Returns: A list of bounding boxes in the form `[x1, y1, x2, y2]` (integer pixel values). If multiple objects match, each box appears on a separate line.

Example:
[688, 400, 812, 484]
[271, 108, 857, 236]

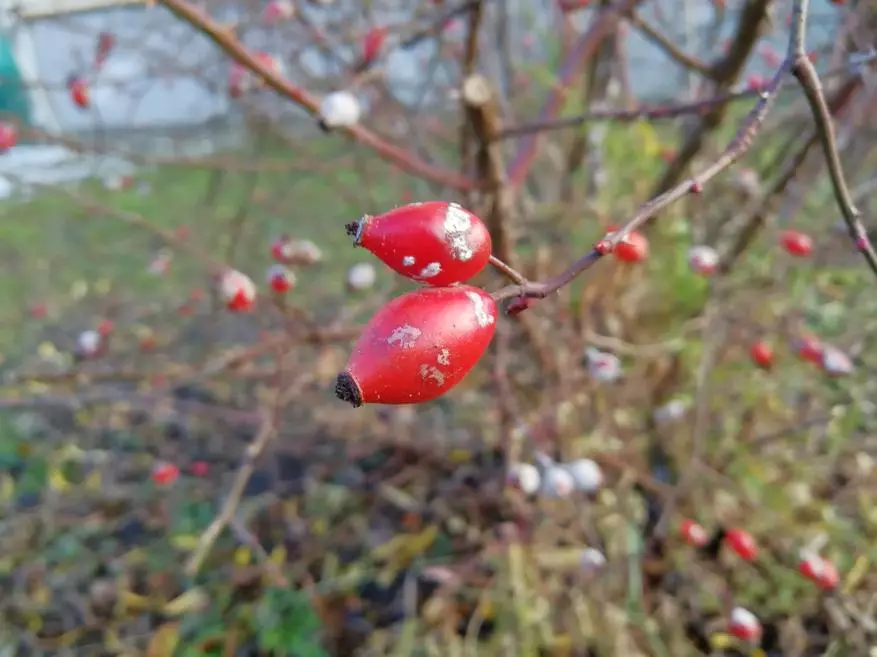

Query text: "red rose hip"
[346, 201, 492, 287]
[750, 341, 774, 369]
[335, 285, 497, 407]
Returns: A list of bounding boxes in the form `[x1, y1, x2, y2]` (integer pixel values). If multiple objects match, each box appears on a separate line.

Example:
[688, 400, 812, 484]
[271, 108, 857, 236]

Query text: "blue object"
[0, 32, 32, 126]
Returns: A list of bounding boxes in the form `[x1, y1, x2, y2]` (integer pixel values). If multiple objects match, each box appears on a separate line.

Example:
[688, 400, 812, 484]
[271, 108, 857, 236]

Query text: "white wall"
[4, 1, 230, 132]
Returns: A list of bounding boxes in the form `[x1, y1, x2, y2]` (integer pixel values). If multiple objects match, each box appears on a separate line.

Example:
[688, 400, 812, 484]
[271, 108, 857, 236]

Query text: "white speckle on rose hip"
[464, 290, 494, 327]
[402, 256, 415, 266]
[387, 324, 422, 348]
[437, 348, 450, 366]
[419, 364, 445, 386]
[444, 203, 474, 261]
[415, 262, 441, 279]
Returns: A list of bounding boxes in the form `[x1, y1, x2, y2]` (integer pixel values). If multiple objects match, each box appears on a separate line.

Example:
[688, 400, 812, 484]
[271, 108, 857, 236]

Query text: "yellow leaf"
[534, 548, 587, 570]
[171, 535, 200, 551]
[94, 278, 111, 295]
[49, 466, 70, 492]
[162, 589, 208, 617]
[71, 279, 88, 300]
[710, 632, 732, 649]
[0, 475, 14, 503]
[311, 518, 327, 536]
[37, 341, 58, 360]
[843, 555, 869, 593]
[269, 545, 287, 565]
[146, 622, 180, 657]
[121, 591, 153, 612]
[448, 448, 472, 464]
[371, 525, 438, 565]
[234, 547, 251, 566]
[632, 120, 660, 160]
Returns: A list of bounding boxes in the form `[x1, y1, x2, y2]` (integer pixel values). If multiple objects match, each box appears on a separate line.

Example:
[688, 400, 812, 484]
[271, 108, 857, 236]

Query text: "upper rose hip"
[346, 201, 492, 286]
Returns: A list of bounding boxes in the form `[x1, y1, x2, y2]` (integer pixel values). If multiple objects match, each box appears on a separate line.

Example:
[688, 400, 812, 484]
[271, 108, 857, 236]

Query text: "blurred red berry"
[191, 461, 209, 477]
[152, 462, 180, 486]
[724, 528, 758, 561]
[607, 225, 649, 263]
[780, 229, 813, 257]
[795, 333, 823, 364]
[680, 519, 709, 547]
[362, 26, 386, 64]
[68, 75, 90, 109]
[750, 341, 774, 369]
[729, 607, 762, 642]
[0, 122, 17, 152]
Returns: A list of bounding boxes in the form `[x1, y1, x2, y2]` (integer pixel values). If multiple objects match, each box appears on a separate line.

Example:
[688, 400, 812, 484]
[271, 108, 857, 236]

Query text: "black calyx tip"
[317, 118, 331, 133]
[334, 372, 363, 408]
[345, 221, 360, 239]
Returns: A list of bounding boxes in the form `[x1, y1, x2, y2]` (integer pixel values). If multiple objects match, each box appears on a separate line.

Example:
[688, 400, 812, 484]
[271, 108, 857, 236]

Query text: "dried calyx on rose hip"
[346, 201, 492, 287]
[335, 285, 497, 407]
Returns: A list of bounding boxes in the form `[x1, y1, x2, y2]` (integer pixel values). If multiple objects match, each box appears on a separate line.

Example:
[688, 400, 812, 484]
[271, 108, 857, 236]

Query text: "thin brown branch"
[157, 0, 474, 192]
[791, 47, 877, 276]
[629, 11, 713, 77]
[491, 60, 791, 302]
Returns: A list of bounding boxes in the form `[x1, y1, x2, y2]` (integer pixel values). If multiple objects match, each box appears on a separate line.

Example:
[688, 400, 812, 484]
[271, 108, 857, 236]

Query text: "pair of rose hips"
[335, 201, 496, 407]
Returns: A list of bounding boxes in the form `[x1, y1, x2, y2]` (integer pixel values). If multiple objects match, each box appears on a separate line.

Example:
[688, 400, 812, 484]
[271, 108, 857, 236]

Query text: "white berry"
[541, 466, 575, 498]
[347, 262, 376, 291]
[319, 91, 361, 129]
[563, 458, 603, 494]
[586, 347, 621, 383]
[687, 245, 719, 276]
[506, 463, 540, 495]
[77, 330, 101, 356]
[579, 547, 607, 573]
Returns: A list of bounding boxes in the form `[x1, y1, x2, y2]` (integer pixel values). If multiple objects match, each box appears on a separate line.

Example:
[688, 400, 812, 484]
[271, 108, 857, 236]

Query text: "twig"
[490, 56, 791, 302]
[157, 0, 474, 192]
[185, 411, 275, 576]
[789, 6, 877, 276]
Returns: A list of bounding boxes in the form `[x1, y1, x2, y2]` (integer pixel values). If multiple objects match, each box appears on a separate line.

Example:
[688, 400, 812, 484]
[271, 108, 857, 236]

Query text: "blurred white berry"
[506, 463, 540, 495]
[579, 547, 607, 573]
[688, 245, 719, 276]
[263, 0, 295, 21]
[822, 345, 853, 376]
[346, 262, 376, 291]
[319, 91, 361, 130]
[77, 329, 101, 357]
[586, 347, 621, 383]
[219, 269, 257, 312]
[729, 607, 762, 642]
[532, 451, 555, 470]
[653, 399, 688, 423]
[563, 458, 603, 494]
[148, 249, 172, 276]
[541, 466, 575, 498]
[288, 239, 323, 266]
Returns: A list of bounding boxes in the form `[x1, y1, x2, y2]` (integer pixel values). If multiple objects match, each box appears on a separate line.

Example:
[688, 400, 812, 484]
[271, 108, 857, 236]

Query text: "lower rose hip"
[335, 285, 497, 406]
